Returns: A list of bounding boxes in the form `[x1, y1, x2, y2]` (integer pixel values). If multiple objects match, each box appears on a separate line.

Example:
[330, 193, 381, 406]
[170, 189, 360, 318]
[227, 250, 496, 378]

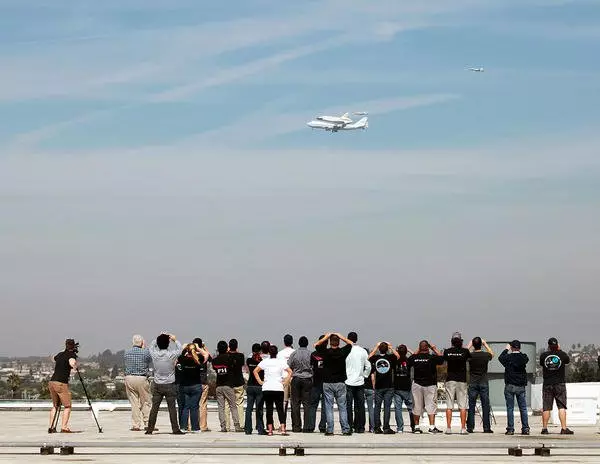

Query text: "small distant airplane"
[467, 67, 484, 72]
[307, 116, 369, 133]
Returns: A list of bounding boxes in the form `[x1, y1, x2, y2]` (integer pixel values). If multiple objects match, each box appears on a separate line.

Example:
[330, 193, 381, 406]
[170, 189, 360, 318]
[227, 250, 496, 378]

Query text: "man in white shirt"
[276, 334, 295, 426]
[345, 332, 371, 433]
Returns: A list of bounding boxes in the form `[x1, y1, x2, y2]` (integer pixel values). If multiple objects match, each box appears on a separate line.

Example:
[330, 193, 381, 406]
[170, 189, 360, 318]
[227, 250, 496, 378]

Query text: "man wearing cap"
[498, 340, 530, 435]
[540, 337, 573, 435]
[443, 332, 471, 435]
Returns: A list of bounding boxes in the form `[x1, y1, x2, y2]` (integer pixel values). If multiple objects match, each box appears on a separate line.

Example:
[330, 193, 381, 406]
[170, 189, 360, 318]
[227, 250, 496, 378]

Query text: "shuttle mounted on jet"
[468, 67, 484, 72]
[307, 116, 368, 133]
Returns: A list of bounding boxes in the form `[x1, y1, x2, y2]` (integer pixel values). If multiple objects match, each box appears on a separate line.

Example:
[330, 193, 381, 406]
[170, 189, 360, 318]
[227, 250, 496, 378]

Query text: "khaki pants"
[125, 375, 151, 429]
[225, 386, 245, 430]
[200, 384, 210, 431]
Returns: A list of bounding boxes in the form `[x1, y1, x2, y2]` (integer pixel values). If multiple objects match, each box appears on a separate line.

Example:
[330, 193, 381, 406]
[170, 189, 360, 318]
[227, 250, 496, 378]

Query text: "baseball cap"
[451, 332, 462, 340]
[548, 337, 558, 346]
[510, 340, 521, 349]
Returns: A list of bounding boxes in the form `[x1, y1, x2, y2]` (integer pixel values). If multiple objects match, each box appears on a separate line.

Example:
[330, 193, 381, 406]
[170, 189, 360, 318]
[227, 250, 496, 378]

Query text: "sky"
[1, 0, 600, 357]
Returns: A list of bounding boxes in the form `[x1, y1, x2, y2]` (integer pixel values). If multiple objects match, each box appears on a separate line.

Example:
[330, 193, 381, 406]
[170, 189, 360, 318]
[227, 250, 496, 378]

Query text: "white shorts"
[411, 383, 437, 416]
[445, 381, 468, 410]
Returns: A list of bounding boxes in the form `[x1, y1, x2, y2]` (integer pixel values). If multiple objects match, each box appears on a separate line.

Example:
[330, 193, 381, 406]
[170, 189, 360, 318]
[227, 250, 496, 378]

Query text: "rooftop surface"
[1, 410, 599, 463]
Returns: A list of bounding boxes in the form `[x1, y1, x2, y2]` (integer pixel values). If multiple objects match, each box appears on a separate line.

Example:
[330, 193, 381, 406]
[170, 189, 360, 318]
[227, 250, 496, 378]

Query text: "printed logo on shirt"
[375, 358, 391, 375]
[544, 354, 562, 371]
[395, 361, 408, 377]
[213, 364, 228, 375]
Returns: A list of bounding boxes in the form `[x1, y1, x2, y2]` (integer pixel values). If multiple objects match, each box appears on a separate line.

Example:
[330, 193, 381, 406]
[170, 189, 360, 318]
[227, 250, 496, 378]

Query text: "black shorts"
[542, 383, 567, 411]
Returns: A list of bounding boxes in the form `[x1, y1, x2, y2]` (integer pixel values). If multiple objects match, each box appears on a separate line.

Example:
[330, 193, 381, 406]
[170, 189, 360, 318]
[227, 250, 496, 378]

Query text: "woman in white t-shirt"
[253, 345, 292, 435]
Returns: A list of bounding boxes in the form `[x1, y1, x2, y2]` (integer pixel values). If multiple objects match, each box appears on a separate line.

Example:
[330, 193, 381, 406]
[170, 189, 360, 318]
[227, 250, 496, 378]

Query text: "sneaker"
[397, 430, 404, 434]
[560, 428, 574, 435]
[200, 428, 210, 432]
[172, 430, 185, 435]
[383, 429, 395, 435]
[466, 429, 474, 433]
[541, 428, 549, 435]
[324, 432, 334, 436]
[342, 431, 352, 436]
[505, 430, 514, 435]
[429, 427, 442, 434]
[48, 428, 56, 434]
[413, 427, 423, 434]
[220, 428, 228, 433]
[460, 428, 469, 435]
[445, 428, 452, 435]
[483, 429, 494, 434]
[235, 427, 245, 433]
[374, 428, 383, 434]
[521, 429, 530, 436]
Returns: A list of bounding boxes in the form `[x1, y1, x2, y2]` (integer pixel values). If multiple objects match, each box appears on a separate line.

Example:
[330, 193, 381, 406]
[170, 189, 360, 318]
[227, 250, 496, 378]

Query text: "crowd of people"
[47, 332, 575, 437]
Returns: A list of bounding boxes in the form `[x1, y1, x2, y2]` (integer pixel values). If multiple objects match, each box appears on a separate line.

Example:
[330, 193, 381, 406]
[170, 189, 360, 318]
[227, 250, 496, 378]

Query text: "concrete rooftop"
[0, 409, 599, 463]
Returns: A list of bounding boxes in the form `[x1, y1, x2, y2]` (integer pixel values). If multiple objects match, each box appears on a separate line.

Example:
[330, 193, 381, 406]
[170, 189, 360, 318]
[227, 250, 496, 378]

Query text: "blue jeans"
[393, 389, 414, 431]
[181, 384, 202, 431]
[374, 388, 394, 430]
[245, 385, 265, 434]
[323, 382, 350, 434]
[364, 388, 375, 432]
[504, 384, 529, 432]
[467, 382, 491, 432]
[307, 384, 326, 432]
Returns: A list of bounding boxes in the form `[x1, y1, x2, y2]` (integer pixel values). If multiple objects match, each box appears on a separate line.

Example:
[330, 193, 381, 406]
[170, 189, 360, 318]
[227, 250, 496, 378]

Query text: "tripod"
[475, 399, 497, 426]
[76, 370, 103, 433]
[49, 399, 61, 433]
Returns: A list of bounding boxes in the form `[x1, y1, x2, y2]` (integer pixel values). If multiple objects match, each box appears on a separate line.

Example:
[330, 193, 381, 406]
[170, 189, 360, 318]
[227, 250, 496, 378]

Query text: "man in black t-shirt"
[369, 342, 399, 434]
[315, 333, 354, 435]
[306, 339, 327, 433]
[224, 339, 245, 431]
[212, 340, 243, 432]
[245, 344, 266, 435]
[466, 337, 494, 433]
[540, 337, 573, 435]
[393, 345, 415, 433]
[443, 332, 471, 435]
[407, 340, 444, 434]
[48, 339, 79, 433]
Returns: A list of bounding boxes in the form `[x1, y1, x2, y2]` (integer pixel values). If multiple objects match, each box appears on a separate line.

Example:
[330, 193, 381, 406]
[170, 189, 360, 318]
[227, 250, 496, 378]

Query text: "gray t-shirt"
[468, 351, 492, 384]
[149, 339, 182, 384]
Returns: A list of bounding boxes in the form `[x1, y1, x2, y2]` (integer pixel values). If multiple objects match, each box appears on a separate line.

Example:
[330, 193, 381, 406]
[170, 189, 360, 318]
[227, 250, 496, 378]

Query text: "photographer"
[48, 339, 79, 433]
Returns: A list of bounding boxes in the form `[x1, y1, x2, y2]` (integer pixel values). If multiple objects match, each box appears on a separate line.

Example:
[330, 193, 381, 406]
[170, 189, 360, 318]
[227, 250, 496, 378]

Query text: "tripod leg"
[77, 370, 103, 433]
[49, 401, 61, 433]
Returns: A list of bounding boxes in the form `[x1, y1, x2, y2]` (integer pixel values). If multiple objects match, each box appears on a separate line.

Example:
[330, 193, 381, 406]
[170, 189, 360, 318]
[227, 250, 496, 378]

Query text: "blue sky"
[1, 0, 600, 355]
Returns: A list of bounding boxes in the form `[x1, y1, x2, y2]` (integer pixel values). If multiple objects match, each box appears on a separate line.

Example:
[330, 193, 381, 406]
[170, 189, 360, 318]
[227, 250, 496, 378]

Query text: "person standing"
[466, 337, 494, 433]
[48, 339, 79, 433]
[192, 338, 212, 432]
[443, 332, 471, 435]
[315, 333, 354, 436]
[245, 344, 266, 435]
[224, 339, 245, 431]
[364, 353, 376, 433]
[498, 340, 530, 435]
[345, 331, 371, 434]
[540, 337, 573, 435]
[146, 333, 184, 435]
[369, 342, 399, 434]
[254, 345, 293, 436]
[288, 336, 313, 432]
[124, 335, 152, 431]
[212, 340, 243, 432]
[408, 340, 444, 434]
[277, 334, 295, 423]
[307, 337, 327, 433]
[393, 344, 415, 433]
[176, 343, 205, 432]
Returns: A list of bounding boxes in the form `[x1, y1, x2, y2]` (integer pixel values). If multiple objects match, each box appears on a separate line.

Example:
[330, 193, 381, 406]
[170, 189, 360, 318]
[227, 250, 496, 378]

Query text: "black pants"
[147, 382, 179, 433]
[291, 377, 312, 432]
[263, 390, 285, 427]
[346, 385, 366, 432]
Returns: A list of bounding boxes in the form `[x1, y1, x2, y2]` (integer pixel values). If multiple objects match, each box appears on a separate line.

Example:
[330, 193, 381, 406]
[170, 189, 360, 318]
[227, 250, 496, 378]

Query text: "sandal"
[60, 428, 73, 433]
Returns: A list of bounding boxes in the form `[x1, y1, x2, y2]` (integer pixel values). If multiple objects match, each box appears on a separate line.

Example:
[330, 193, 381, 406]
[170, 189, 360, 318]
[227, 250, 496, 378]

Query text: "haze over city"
[1, 1, 599, 356]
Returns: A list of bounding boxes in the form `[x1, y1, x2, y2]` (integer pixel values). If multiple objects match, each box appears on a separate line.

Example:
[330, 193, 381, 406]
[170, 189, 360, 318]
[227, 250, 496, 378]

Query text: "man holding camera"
[48, 339, 79, 433]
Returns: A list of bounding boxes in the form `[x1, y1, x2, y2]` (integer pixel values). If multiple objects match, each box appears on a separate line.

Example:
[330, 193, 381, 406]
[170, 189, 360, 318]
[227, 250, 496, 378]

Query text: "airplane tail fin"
[341, 112, 349, 118]
[356, 116, 368, 128]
